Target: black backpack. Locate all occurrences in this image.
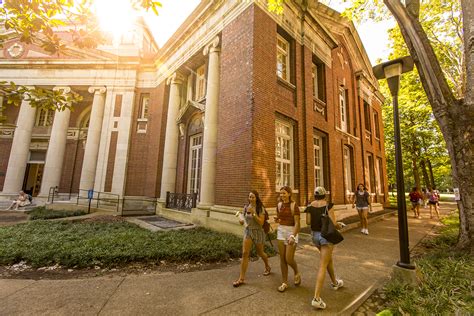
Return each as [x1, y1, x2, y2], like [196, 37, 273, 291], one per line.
[27, 194, 33, 203]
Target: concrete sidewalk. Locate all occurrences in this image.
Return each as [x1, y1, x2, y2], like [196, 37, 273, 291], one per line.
[0, 203, 456, 315]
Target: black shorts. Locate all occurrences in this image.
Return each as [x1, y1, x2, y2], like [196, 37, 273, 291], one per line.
[428, 201, 437, 205]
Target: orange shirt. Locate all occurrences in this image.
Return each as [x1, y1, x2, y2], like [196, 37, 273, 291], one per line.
[278, 202, 300, 226]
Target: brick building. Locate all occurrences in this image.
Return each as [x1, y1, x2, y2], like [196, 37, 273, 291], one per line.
[0, 1, 387, 231]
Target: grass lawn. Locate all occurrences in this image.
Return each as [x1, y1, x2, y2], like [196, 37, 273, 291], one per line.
[379, 212, 474, 315]
[0, 220, 255, 268]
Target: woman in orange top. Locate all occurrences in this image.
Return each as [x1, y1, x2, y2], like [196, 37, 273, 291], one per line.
[274, 186, 301, 292]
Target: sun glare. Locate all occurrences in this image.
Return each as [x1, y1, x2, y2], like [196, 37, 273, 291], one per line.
[92, 0, 139, 40]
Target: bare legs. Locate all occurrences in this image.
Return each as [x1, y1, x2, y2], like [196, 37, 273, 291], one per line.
[358, 209, 368, 232]
[429, 203, 440, 219]
[314, 245, 336, 299]
[235, 238, 270, 285]
[277, 240, 299, 286]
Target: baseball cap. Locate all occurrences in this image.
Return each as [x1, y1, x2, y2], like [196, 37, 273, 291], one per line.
[314, 187, 326, 196]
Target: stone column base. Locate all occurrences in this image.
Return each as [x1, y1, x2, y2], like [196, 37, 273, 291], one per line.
[391, 264, 420, 286]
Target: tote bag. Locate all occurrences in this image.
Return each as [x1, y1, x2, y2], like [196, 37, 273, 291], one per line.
[321, 205, 344, 244]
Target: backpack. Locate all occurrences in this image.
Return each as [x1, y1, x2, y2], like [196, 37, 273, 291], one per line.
[27, 194, 33, 203]
[262, 208, 271, 234]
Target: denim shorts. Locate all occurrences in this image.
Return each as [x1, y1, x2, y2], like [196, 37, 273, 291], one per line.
[312, 231, 332, 247]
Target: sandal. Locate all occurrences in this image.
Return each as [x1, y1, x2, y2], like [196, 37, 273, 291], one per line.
[278, 283, 288, 292]
[294, 273, 301, 286]
[233, 279, 245, 287]
[263, 266, 271, 276]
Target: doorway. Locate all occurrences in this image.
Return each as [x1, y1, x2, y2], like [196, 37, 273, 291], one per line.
[23, 163, 44, 196]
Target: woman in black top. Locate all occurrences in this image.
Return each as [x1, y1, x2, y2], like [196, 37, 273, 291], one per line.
[304, 187, 344, 310]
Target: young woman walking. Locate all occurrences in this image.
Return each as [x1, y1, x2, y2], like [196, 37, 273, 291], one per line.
[352, 184, 371, 235]
[305, 187, 344, 310]
[233, 190, 271, 287]
[274, 186, 301, 292]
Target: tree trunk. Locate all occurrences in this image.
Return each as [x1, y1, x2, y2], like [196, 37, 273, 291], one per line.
[420, 159, 430, 189]
[384, 0, 474, 253]
[412, 158, 420, 189]
[427, 159, 435, 188]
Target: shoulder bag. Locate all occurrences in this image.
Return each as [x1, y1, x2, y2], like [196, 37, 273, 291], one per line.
[321, 205, 344, 245]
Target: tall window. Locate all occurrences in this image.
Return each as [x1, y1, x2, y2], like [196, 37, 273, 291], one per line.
[139, 94, 150, 119]
[376, 157, 384, 195]
[195, 64, 206, 101]
[312, 58, 326, 102]
[275, 119, 293, 189]
[36, 109, 54, 127]
[276, 34, 290, 82]
[187, 134, 203, 195]
[374, 110, 380, 139]
[313, 133, 327, 189]
[339, 88, 347, 132]
[343, 146, 354, 195]
[364, 101, 372, 132]
[367, 154, 376, 193]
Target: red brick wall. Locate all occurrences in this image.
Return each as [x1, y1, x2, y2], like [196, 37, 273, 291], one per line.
[0, 140, 13, 191]
[214, 5, 255, 207]
[125, 83, 167, 197]
[104, 131, 118, 192]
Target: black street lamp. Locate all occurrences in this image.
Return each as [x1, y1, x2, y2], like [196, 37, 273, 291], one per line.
[373, 56, 415, 270]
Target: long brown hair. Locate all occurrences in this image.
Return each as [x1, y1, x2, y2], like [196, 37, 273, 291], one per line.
[249, 190, 264, 215]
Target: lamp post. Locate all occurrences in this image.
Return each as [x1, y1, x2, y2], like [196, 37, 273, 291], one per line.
[373, 56, 415, 270]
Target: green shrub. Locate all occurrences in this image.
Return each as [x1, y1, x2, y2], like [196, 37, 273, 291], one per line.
[27, 207, 87, 220]
[0, 221, 252, 268]
[382, 212, 474, 315]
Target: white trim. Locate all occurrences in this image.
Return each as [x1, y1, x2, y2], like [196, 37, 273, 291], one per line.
[275, 119, 294, 190]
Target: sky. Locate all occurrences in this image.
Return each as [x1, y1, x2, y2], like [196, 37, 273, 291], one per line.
[143, 0, 393, 65]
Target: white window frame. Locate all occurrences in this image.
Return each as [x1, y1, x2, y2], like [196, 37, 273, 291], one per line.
[139, 94, 150, 119]
[339, 88, 347, 132]
[36, 109, 54, 127]
[276, 34, 290, 82]
[275, 119, 294, 190]
[343, 146, 353, 195]
[195, 65, 206, 101]
[375, 157, 383, 194]
[187, 134, 203, 196]
[312, 63, 319, 99]
[313, 134, 324, 189]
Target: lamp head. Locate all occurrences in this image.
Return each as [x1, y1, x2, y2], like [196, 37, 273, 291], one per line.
[372, 56, 414, 80]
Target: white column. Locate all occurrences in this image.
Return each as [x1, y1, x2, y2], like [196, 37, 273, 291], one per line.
[2, 95, 37, 194]
[79, 86, 106, 192]
[159, 72, 184, 201]
[111, 89, 135, 196]
[198, 37, 220, 208]
[38, 87, 72, 196]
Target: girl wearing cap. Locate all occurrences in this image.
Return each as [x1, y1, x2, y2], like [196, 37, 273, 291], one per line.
[274, 186, 301, 292]
[352, 183, 371, 235]
[305, 187, 344, 310]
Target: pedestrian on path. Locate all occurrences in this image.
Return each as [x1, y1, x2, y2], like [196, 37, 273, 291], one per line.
[352, 183, 371, 235]
[428, 187, 440, 219]
[6, 190, 31, 211]
[409, 187, 423, 218]
[304, 187, 344, 310]
[274, 186, 301, 292]
[233, 190, 271, 287]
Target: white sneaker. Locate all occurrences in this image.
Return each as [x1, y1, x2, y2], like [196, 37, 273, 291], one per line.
[364, 229, 369, 235]
[311, 297, 326, 309]
[360, 229, 365, 234]
[331, 279, 344, 290]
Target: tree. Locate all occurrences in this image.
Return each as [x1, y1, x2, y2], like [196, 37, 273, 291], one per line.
[342, 0, 473, 252]
[0, 0, 161, 114]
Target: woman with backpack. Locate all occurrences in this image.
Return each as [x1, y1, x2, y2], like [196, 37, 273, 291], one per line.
[274, 186, 301, 292]
[428, 187, 440, 219]
[304, 187, 344, 310]
[233, 190, 271, 287]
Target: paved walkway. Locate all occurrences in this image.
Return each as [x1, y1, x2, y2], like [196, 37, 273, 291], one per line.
[0, 203, 456, 315]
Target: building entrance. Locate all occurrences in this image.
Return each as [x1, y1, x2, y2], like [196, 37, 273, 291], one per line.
[22, 163, 44, 196]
